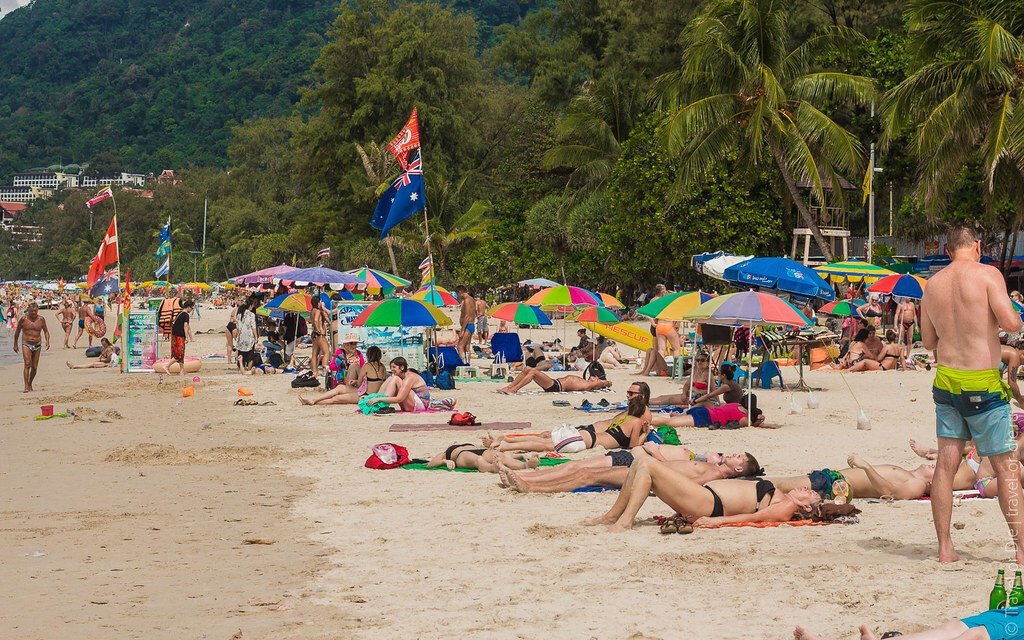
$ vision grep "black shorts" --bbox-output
[227,321,237,332]
[605,450,634,467]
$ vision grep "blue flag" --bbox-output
[372,154,425,238]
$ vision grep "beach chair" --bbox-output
[721,360,750,385]
[429,346,465,372]
[752,360,784,389]
[490,332,523,364]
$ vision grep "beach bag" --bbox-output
[433,370,455,390]
[448,412,479,426]
[551,424,586,453]
[583,361,606,380]
[291,372,320,388]
[364,443,411,470]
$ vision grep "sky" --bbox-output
[0,0,29,19]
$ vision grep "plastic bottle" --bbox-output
[856,409,871,430]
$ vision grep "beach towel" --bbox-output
[571,486,620,493]
[401,457,570,472]
[389,421,532,433]
[912,489,986,502]
[514,389,605,396]
[574,403,689,414]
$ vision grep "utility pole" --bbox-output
[202,198,208,281]
[889,183,894,236]
[868,141,875,263]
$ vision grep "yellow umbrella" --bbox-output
[598,292,625,309]
[186,282,212,290]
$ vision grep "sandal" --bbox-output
[597,398,609,407]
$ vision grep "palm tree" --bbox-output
[655,0,876,261]
[881,0,1024,220]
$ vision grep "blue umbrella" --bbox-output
[723,257,835,301]
[276,265,364,290]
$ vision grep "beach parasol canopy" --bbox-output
[518,277,561,287]
[352,299,452,327]
[575,306,621,323]
[185,282,212,290]
[258,292,333,317]
[867,274,928,299]
[598,292,625,308]
[232,264,295,286]
[818,298,866,318]
[815,261,896,283]
[697,254,754,281]
[411,284,459,307]
[277,266,364,290]
[524,285,604,307]
[723,257,835,300]
[344,266,411,290]
[488,302,553,326]
[685,290,810,327]
[637,291,716,321]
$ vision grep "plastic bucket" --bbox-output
[40,405,54,417]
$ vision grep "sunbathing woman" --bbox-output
[651,399,764,428]
[427,443,540,473]
[838,328,882,371]
[496,363,612,394]
[650,353,711,406]
[377,356,431,412]
[584,447,819,532]
[486,381,650,453]
[299,346,387,405]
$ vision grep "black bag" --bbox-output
[583,361,606,380]
[291,372,321,388]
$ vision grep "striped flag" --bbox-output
[86,186,113,208]
[419,255,434,286]
[317,247,331,258]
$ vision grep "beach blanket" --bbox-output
[389,421,531,433]
[401,457,570,472]
[912,489,986,502]
[652,514,839,529]
[571,486,620,493]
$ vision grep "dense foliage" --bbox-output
[2,0,1023,293]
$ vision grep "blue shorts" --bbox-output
[934,389,1014,457]
[962,607,1024,639]
[464,324,475,335]
[686,407,711,428]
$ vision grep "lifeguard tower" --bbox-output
[789,177,857,265]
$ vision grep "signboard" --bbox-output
[336,303,426,371]
[126,310,159,372]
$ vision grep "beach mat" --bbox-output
[402,457,570,472]
[389,421,531,433]
[571,486,620,493]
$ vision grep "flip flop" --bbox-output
[580,400,592,409]
[552,400,570,407]
[597,398,610,407]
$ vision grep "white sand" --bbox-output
[0,307,1011,639]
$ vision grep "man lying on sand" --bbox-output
[498,443,760,494]
[584,446,820,532]
[793,605,1024,640]
[651,398,765,429]
[485,381,650,453]
[496,364,612,394]
[769,455,946,501]
[427,444,539,473]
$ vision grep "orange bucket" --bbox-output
[40,405,54,417]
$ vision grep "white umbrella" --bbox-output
[701,255,753,282]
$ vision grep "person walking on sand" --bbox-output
[456,286,475,363]
[57,300,76,349]
[163,299,194,377]
[921,225,1024,565]
[13,302,49,393]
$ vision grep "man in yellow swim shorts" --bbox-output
[922,225,1024,565]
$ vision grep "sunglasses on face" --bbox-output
[626,390,641,397]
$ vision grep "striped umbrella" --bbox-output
[488,302,552,326]
[637,291,716,321]
[411,284,459,307]
[815,261,896,283]
[575,306,621,323]
[352,299,452,327]
[684,291,810,327]
[344,266,411,290]
[257,292,333,317]
[524,285,603,307]
[868,274,928,299]
[818,298,866,318]
[598,292,625,309]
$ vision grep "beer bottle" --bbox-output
[1010,570,1024,607]
[990,569,1007,609]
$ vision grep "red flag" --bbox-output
[387,108,420,170]
[87,216,119,289]
[86,186,113,208]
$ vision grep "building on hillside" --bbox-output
[0,201,41,247]
[12,171,80,189]
[0,185,52,202]
[79,172,146,188]
[0,201,26,228]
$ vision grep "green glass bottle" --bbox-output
[990,569,1007,609]
[1010,571,1024,607]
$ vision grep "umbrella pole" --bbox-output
[748,320,753,419]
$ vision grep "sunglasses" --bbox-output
[626,389,641,397]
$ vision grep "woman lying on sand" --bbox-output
[793,607,1024,640]
[485,382,650,453]
[496,364,612,394]
[585,447,819,532]
[427,443,539,473]
[299,347,387,405]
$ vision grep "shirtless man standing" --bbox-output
[474,295,489,345]
[921,225,1024,564]
[57,300,76,348]
[456,286,474,363]
[73,298,95,349]
[13,302,50,393]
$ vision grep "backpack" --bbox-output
[448,412,479,426]
[364,443,411,470]
[291,372,321,388]
[433,370,455,390]
[583,361,606,380]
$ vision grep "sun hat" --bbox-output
[342,332,360,344]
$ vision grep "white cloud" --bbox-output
[0,0,30,19]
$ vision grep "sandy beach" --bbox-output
[0,306,1013,639]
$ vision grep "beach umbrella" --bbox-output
[524,285,604,307]
[518,277,561,287]
[344,266,411,290]
[488,302,552,326]
[185,282,212,290]
[723,257,835,301]
[575,306,620,323]
[698,254,754,281]
[867,274,928,299]
[258,292,333,316]
[410,284,459,307]
[637,291,717,321]
[598,292,625,309]
[352,299,452,327]
[815,260,896,284]
[277,265,364,290]
[232,264,295,286]
[818,298,866,317]
[330,289,356,301]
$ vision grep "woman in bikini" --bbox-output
[856,295,884,329]
[650,353,711,406]
[496,363,613,394]
[485,382,651,453]
[66,338,119,369]
[838,328,881,371]
[377,356,432,412]
[651,400,764,428]
[584,447,820,532]
[426,443,540,473]
[309,295,330,377]
[299,346,387,405]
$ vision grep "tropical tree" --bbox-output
[881,0,1024,221]
[654,0,877,261]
